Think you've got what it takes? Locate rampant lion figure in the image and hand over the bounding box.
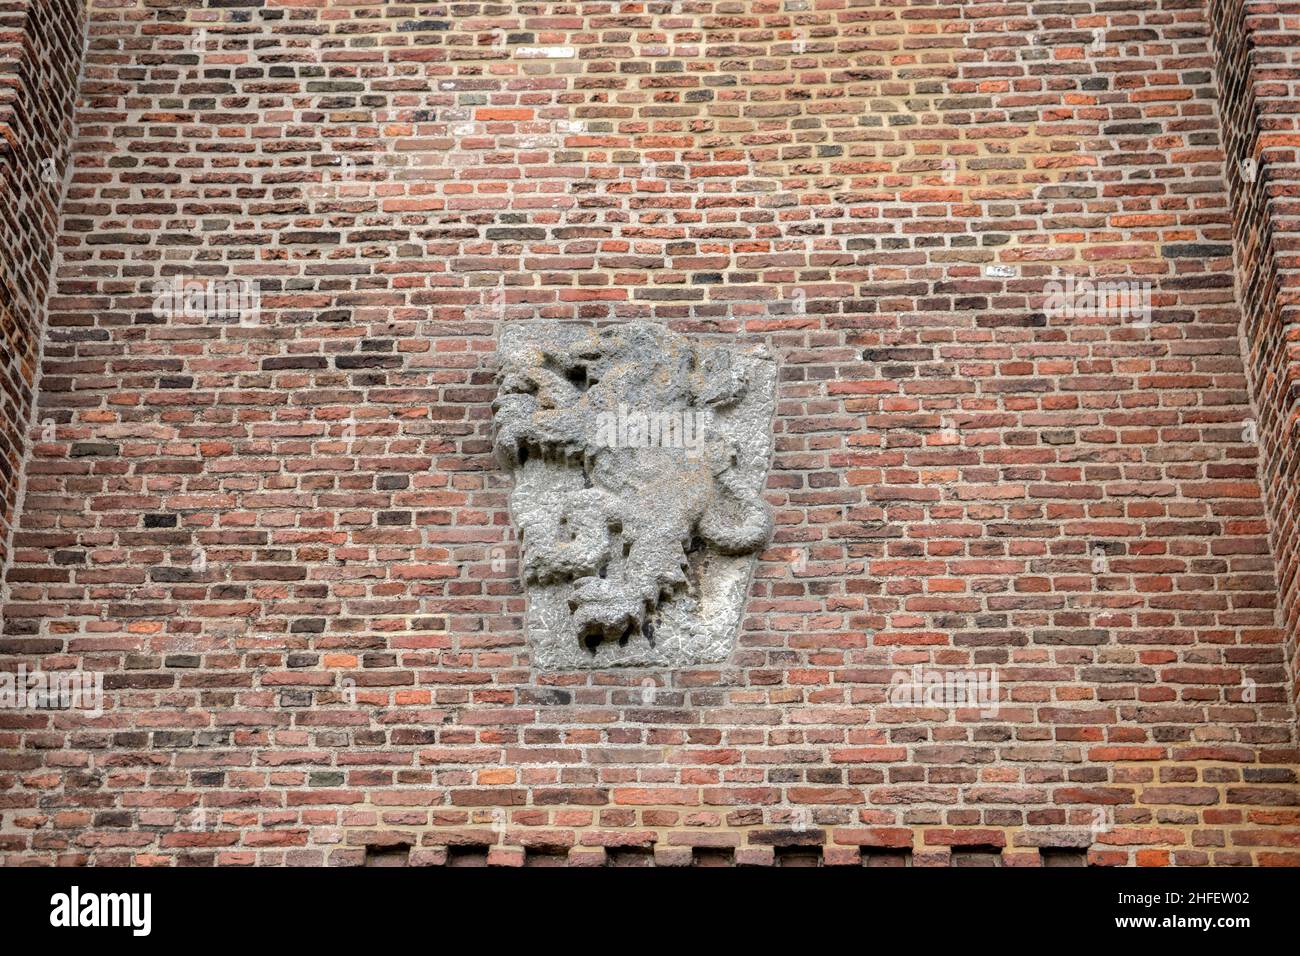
[493,322,777,667]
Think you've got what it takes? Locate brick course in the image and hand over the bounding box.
[1,0,1297,866]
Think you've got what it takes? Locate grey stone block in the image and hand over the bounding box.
[493,322,777,668]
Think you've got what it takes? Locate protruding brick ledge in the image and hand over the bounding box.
[0,0,84,576]
[1209,0,1300,714]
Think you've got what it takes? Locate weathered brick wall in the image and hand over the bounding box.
[1208,0,1300,720]
[1,1,1297,867]
[0,0,85,574]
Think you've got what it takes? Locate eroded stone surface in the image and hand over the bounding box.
[493,322,777,668]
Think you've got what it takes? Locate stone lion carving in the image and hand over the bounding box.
[493,322,777,668]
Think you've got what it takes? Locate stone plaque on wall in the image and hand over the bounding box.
[493,322,777,668]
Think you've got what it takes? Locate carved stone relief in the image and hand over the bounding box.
[493,322,777,668]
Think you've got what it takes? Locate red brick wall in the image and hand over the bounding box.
[1208,0,1300,721]
[1,1,1297,867]
[0,0,85,573]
